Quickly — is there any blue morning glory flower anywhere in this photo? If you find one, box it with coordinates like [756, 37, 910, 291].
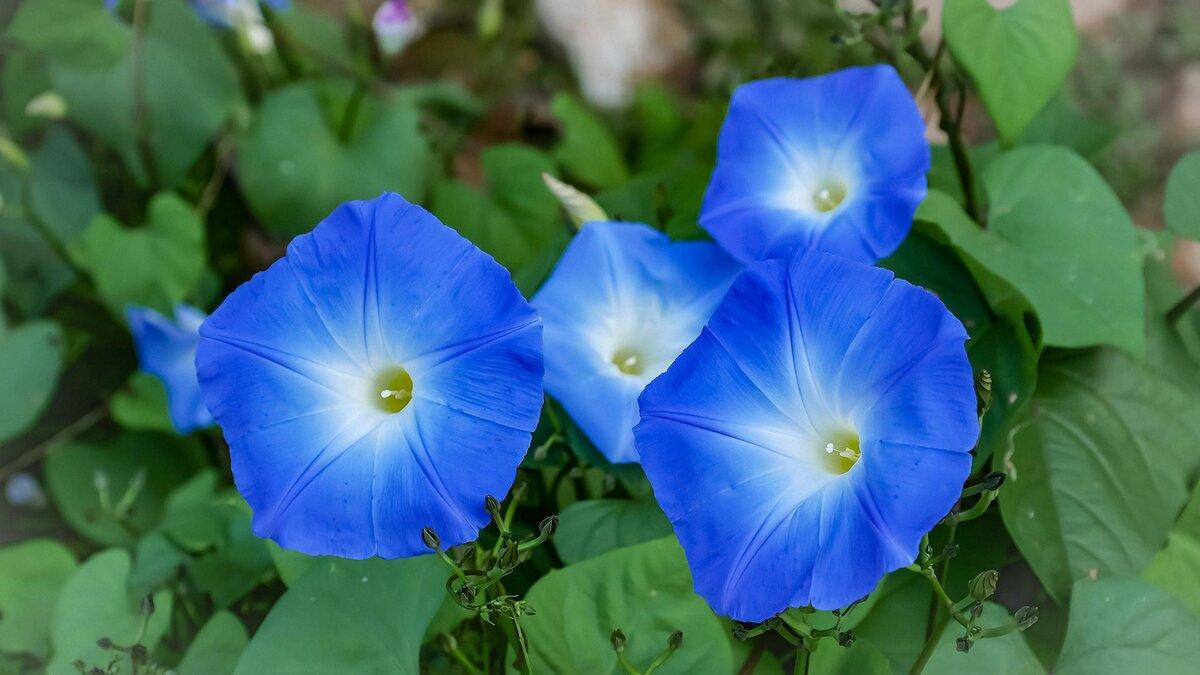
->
[700, 65, 930, 264]
[635, 247, 975, 621]
[195, 193, 543, 558]
[126, 304, 213, 434]
[532, 222, 740, 464]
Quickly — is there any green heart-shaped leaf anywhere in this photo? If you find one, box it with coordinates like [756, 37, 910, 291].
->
[944, 0, 1078, 144]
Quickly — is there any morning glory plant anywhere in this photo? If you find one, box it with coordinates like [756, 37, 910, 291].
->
[195, 193, 543, 558]
[635, 247, 977, 621]
[532, 221, 740, 463]
[700, 65, 930, 264]
[126, 304, 213, 433]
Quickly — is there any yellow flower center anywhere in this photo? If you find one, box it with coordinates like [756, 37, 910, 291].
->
[821, 429, 860, 475]
[611, 346, 646, 376]
[812, 180, 848, 213]
[373, 367, 414, 414]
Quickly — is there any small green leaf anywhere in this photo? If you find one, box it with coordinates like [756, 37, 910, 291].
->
[234, 556, 448, 674]
[68, 192, 206, 317]
[919, 146, 1144, 356]
[238, 81, 432, 237]
[521, 536, 745, 674]
[187, 505, 274, 609]
[50, 0, 240, 188]
[0, 213, 76, 316]
[47, 549, 173, 675]
[111, 372, 175, 433]
[1165, 152, 1200, 241]
[999, 349, 1200, 601]
[944, 0, 1078, 144]
[1143, 484, 1200, 615]
[6, 0, 130, 68]
[44, 432, 203, 547]
[28, 126, 102, 244]
[177, 611, 248, 675]
[551, 93, 628, 189]
[161, 470, 225, 553]
[128, 531, 187, 596]
[0, 539, 77, 660]
[0, 321, 64, 444]
[554, 499, 673, 565]
[433, 144, 567, 280]
[1057, 576, 1200, 674]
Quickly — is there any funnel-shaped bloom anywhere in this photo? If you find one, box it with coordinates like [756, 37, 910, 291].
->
[635, 248, 975, 621]
[532, 222, 739, 463]
[126, 304, 212, 433]
[700, 65, 930, 264]
[196, 193, 543, 558]
[372, 0, 424, 58]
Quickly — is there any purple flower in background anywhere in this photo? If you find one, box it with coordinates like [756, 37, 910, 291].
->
[372, 0, 424, 58]
[126, 304, 214, 434]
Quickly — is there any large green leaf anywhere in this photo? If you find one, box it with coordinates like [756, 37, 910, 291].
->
[551, 93, 628, 189]
[44, 432, 203, 547]
[177, 611, 248, 675]
[50, 0, 240, 188]
[918, 146, 1144, 356]
[0, 321, 64, 443]
[521, 536, 746, 674]
[943, 0, 1078, 144]
[808, 638, 891, 675]
[553, 499, 673, 565]
[1056, 576, 1200, 674]
[1165, 151, 1200, 241]
[998, 349, 1200, 602]
[1143, 484, 1200, 615]
[234, 555, 447, 675]
[47, 550, 173, 675]
[237, 81, 432, 236]
[6, 0, 129, 68]
[68, 192, 206, 317]
[0, 540, 77, 660]
[28, 126, 102, 245]
[433, 144, 567, 280]
[0, 167, 75, 315]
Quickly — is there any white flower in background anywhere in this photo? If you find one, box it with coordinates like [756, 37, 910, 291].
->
[193, 0, 284, 55]
[373, 0, 425, 58]
[535, 0, 690, 109]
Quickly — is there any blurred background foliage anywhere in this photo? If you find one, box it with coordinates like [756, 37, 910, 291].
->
[2, 1, 1200, 674]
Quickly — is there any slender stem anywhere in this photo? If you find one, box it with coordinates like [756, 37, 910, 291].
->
[442, 636, 482, 675]
[337, 81, 368, 144]
[0, 407, 107, 482]
[792, 644, 810, 675]
[908, 612, 948, 675]
[1167, 285, 1200, 324]
[197, 135, 234, 219]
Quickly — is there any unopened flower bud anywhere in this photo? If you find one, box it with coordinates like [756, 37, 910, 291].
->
[610, 629, 626, 652]
[956, 636, 973, 653]
[96, 637, 113, 650]
[140, 594, 155, 615]
[667, 630, 683, 651]
[968, 570, 999, 601]
[372, 0, 424, 58]
[499, 543, 520, 569]
[1014, 605, 1039, 630]
[129, 644, 147, 664]
[837, 630, 855, 647]
[485, 495, 502, 517]
[539, 515, 559, 538]
[422, 527, 440, 550]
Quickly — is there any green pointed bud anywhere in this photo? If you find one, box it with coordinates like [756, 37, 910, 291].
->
[96, 637, 113, 650]
[837, 631, 855, 647]
[731, 622, 749, 640]
[1014, 605, 1039, 630]
[667, 631, 683, 651]
[439, 633, 459, 652]
[540, 515, 559, 538]
[956, 636, 973, 653]
[140, 594, 155, 615]
[975, 369, 993, 419]
[610, 629, 627, 653]
[422, 527, 440, 550]
[72, 659, 85, 673]
[485, 495, 502, 517]
[457, 583, 477, 605]
[499, 542, 520, 569]
[968, 570, 999, 601]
